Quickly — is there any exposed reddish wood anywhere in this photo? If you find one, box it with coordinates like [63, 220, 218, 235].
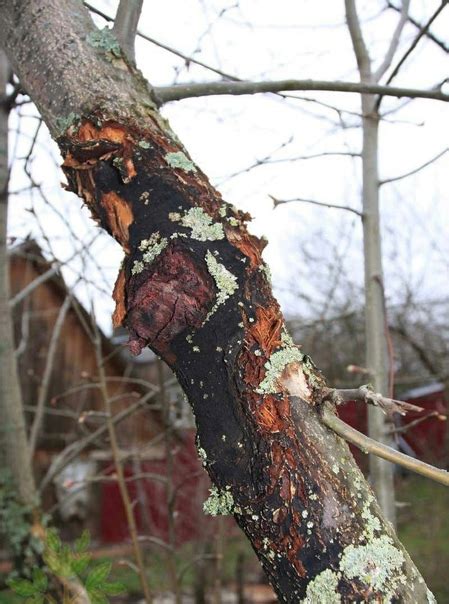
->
[226, 228, 266, 269]
[100, 191, 133, 250]
[126, 248, 214, 357]
[246, 306, 284, 356]
[112, 267, 126, 328]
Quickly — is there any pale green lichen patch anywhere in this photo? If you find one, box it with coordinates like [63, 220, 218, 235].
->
[203, 486, 234, 516]
[138, 140, 151, 149]
[165, 151, 197, 173]
[56, 112, 81, 136]
[131, 233, 168, 275]
[205, 251, 238, 319]
[171, 207, 224, 241]
[302, 569, 341, 604]
[87, 27, 121, 58]
[361, 502, 381, 541]
[339, 535, 405, 598]
[256, 345, 303, 394]
[197, 447, 207, 467]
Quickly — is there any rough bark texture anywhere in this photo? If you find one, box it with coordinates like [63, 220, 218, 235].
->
[0, 1, 434, 601]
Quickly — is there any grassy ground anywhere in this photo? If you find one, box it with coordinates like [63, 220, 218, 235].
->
[1, 476, 447, 602]
[396, 475, 449, 602]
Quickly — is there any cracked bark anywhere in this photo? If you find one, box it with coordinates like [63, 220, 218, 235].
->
[0, 1, 433, 601]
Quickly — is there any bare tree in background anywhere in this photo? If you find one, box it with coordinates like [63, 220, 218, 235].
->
[0, 50, 38, 547]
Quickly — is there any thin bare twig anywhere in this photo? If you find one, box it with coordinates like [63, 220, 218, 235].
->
[374, 0, 410, 82]
[29, 294, 73, 456]
[113, 0, 144, 63]
[321, 405, 449, 487]
[84, 2, 239, 82]
[219, 149, 360, 185]
[385, 2, 449, 87]
[93, 320, 152, 603]
[39, 389, 159, 493]
[379, 148, 449, 185]
[322, 384, 423, 416]
[386, 1, 449, 53]
[270, 194, 363, 218]
[387, 411, 446, 435]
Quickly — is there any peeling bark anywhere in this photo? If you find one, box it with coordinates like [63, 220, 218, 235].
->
[0, 1, 434, 601]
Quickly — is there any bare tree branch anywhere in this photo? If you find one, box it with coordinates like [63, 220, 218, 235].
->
[93, 322, 152, 603]
[154, 78, 449, 104]
[322, 384, 423, 416]
[84, 1, 240, 82]
[345, 0, 372, 79]
[380, 147, 449, 185]
[28, 294, 73, 456]
[219, 147, 360, 186]
[321, 405, 449, 487]
[385, 1, 449, 87]
[387, 1, 449, 53]
[40, 402, 144, 492]
[374, 0, 410, 82]
[387, 412, 446, 435]
[269, 194, 363, 217]
[112, 0, 144, 64]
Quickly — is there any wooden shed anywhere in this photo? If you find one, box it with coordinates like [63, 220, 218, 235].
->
[9, 241, 212, 545]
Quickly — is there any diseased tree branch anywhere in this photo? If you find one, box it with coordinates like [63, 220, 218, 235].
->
[379, 147, 449, 184]
[112, 0, 144, 64]
[1, 1, 435, 599]
[269, 194, 363, 217]
[154, 78, 449, 104]
[321, 405, 449, 487]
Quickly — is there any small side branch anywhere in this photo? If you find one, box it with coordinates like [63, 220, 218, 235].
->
[270, 194, 363, 218]
[387, 411, 446, 435]
[322, 384, 423, 416]
[345, 0, 371, 78]
[29, 295, 72, 456]
[321, 405, 449, 487]
[374, 0, 410, 82]
[113, 0, 144, 63]
[85, 1, 240, 82]
[379, 148, 449, 185]
[387, 1, 449, 53]
[154, 78, 449, 104]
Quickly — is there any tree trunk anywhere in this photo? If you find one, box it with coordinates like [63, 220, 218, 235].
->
[344, 0, 397, 526]
[0, 1, 433, 600]
[361, 100, 397, 527]
[0, 50, 36, 504]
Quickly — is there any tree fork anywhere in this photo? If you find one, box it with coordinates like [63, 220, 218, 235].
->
[0, 0, 433, 600]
